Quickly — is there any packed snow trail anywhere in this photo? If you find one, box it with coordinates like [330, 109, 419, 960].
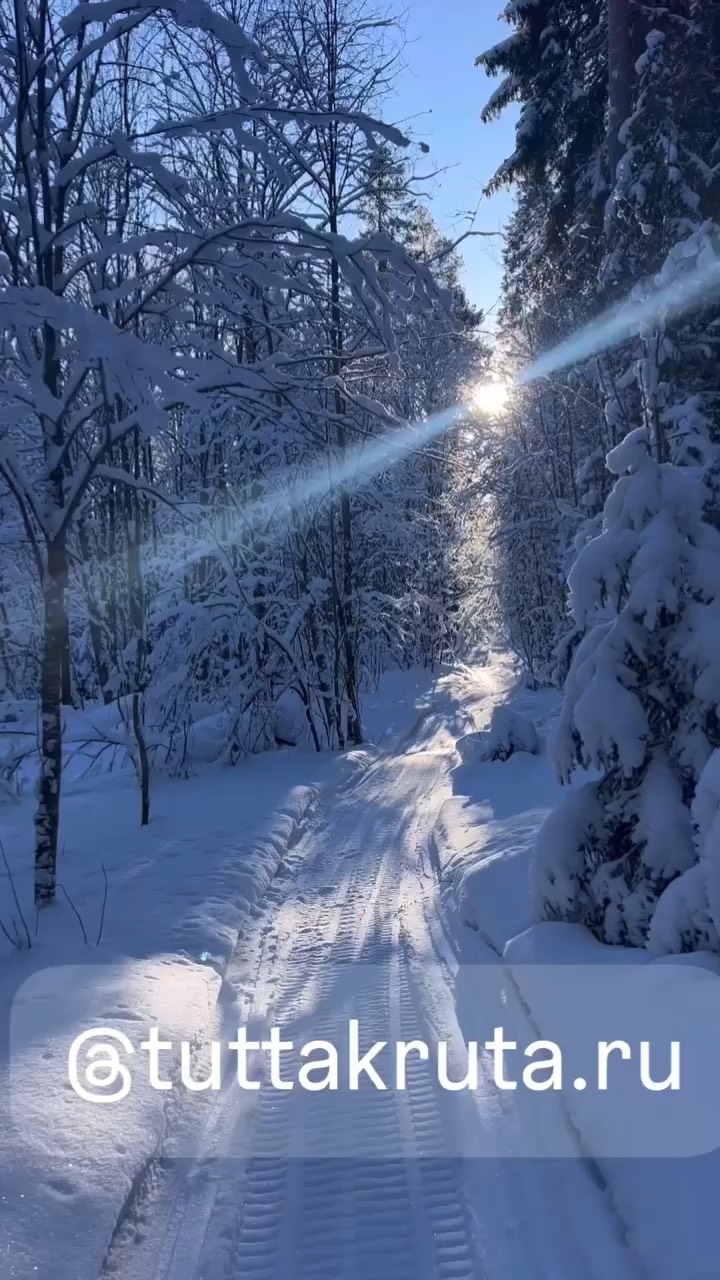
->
[107, 681, 640, 1280]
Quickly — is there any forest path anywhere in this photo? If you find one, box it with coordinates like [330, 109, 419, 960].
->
[106, 681, 640, 1280]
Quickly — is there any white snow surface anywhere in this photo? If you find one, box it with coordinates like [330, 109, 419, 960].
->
[0, 757, 325, 1280]
[0, 656, 707, 1279]
[455, 704, 539, 766]
[0, 663, 466, 1280]
[437, 656, 720, 1280]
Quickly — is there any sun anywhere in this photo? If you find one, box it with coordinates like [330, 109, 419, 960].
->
[469, 380, 511, 418]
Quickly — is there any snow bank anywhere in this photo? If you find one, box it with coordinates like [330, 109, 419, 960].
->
[456, 704, 540, 765]
[437, 658, 720, 1280]
[504, 922, 720, 1280]
[0, 754, 332, 1280]
[432, 794, 538, 951]
[434, 663, 562, 953]
[436, 781, 561, 957]
[453, 827, 720, 1280]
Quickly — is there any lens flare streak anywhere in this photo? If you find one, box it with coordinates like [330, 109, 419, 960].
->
[247, 403, 464, 527]
[233, 256, 720, 536]
[517, 258, 720, 386]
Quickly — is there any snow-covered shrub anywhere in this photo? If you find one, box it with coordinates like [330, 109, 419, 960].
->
[458, 705, 539, 764]
[272, 693, 311, 748]
[538, 429, 720, 946]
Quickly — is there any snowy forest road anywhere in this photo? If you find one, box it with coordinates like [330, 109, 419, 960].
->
[106, 697, 641, 1280]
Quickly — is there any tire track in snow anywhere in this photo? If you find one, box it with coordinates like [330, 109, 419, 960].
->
[204, 758, 475, 1280]
[106, 729, 640, 1280]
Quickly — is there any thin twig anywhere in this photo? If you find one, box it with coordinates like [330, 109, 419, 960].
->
[0, 839, 31, 949]
[0, 916, 21, 950]
[95, 864, 108, 947]
[58, 884, 89, 946]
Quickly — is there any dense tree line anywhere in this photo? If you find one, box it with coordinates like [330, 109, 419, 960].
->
[479, 0, 720, 951]
[0, 0, 485, 906]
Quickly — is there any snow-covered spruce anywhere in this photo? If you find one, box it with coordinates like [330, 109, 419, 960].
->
[534, 428, 720, 947]
[651, 747, 720, 955]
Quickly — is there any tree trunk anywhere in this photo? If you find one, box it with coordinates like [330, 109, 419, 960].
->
[34, 537, 65, 907]
[131, 690, 150, 826]
[124, 433, 150, 824]
[338, 485, 362, 744]
[608, 0, 633, 181]
[77, 519, 112, 703]
[60, 570, 73, 706]
[329, 250, 363, 746]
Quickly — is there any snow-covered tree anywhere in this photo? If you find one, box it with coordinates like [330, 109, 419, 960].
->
[0, 0, 485, 909]
[481, 1, 720, 950]
[535, 428, 720, 944]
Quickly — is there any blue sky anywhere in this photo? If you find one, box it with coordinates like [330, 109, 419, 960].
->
[387, 0, 518, 323]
